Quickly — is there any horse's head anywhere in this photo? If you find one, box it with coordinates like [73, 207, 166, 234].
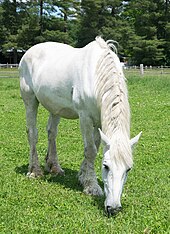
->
[99, 129, 142, 217]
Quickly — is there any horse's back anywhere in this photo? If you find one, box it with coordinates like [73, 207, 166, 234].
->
[19, 42, 75, 77]
[19, 40, 102, 86]
[19, 42, 78, 92]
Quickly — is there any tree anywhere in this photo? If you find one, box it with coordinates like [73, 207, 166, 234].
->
[0, 0, 169, 65]
[77, 0, 135, 60]
[0, 0, 80, 62]
[0, 4, 6, 47]
[123, 0, 168, 65]
[1, 0, 19, 63]
[77, 0, 101, 47]
[163, 0, 170, 64]
[49, 0, 81, 45]
[0, 0, 40, 62]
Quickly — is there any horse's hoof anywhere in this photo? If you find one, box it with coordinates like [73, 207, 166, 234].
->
[45, 161, 65, 176]
[50, 165, 65, 176]
[27, 170, 43, 178]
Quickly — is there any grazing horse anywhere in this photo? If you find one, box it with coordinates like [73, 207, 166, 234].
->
[19, 37, 141, 216]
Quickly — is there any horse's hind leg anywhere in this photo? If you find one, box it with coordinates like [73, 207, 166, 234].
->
[24, 94, 43, 178]
[45, 113, 64, 175]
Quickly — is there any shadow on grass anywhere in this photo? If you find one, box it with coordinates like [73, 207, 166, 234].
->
[46, 168, 105, 213]
[15, 164, 105, 213]
[15, 164, 28, 176]
[47, 167, 82, 192]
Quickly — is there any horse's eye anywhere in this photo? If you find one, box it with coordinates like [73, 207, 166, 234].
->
[103, 164, 109, 170]
[126, 168, 131, 173]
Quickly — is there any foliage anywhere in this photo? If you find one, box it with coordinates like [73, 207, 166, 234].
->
[0, 70, 170, 233]
[123, 0, 169, 65]
[0, 0, 170, 65]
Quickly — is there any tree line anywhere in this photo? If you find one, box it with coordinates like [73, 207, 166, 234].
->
[0, 0, 170, 65]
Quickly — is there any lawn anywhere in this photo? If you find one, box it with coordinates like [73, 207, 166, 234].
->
[0, 69, 169, 233]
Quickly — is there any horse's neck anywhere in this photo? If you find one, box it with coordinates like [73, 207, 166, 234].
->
[95, 50, 130, 139]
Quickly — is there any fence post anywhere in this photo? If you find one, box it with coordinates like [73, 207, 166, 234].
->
[140, 64, 144, 75]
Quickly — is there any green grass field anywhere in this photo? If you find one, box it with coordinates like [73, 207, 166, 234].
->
[0, 70, 169, 233]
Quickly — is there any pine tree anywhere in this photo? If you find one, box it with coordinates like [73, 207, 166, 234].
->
[0, 0, 169, 65]
[124, 0, 167, 65]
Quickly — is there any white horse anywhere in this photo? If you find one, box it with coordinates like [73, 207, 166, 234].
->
[19, 37, 141, 216]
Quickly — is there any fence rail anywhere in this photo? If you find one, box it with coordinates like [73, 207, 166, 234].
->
[123, 65, 170, 76]
[0, 64, 19, 68]
[0, 64, 170, 78]
[0, 65, 19, 78]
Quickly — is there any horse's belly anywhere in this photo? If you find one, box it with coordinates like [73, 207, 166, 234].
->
[36, 90, 79, 119]
[58, 107, 79, 119]
[41, 101, 78, 119]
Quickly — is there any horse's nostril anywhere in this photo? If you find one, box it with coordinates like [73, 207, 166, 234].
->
[106, 206, 122, 217]
[107, 206, 112, 213]
[106, 206, 112, 218]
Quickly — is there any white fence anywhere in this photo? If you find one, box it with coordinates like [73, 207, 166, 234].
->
[0, 64, 19, 78]
[0, 64, 19, 68]
[123, 64, 170, 75]
[0, 64, 170, 78]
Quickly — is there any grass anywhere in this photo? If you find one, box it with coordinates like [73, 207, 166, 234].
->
[0, 70, 169, 233]
[0, 68, 19, 79]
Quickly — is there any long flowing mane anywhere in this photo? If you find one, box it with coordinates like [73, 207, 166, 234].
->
[94, 37, 132, 167]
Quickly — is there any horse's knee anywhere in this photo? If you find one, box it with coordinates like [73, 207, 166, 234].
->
[27, 127, 38, 145]
[84, 145, 97, 159]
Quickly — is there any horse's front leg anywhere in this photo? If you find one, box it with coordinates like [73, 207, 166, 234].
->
[78, 114, 103, 196]
[45, 114, 64, 175]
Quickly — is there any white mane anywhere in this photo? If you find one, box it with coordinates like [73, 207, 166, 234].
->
[95, 37, 132, 167]
[95, 36, 118, 53]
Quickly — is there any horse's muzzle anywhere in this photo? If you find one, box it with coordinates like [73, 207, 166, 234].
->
[106, 206, 122, 217]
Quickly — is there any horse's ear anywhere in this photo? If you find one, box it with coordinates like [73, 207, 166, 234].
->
[130, 131, 142, 150]
[98, 128, 110, 147]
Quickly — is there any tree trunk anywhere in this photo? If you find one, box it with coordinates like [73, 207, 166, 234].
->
[40, 0, 43, 33]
